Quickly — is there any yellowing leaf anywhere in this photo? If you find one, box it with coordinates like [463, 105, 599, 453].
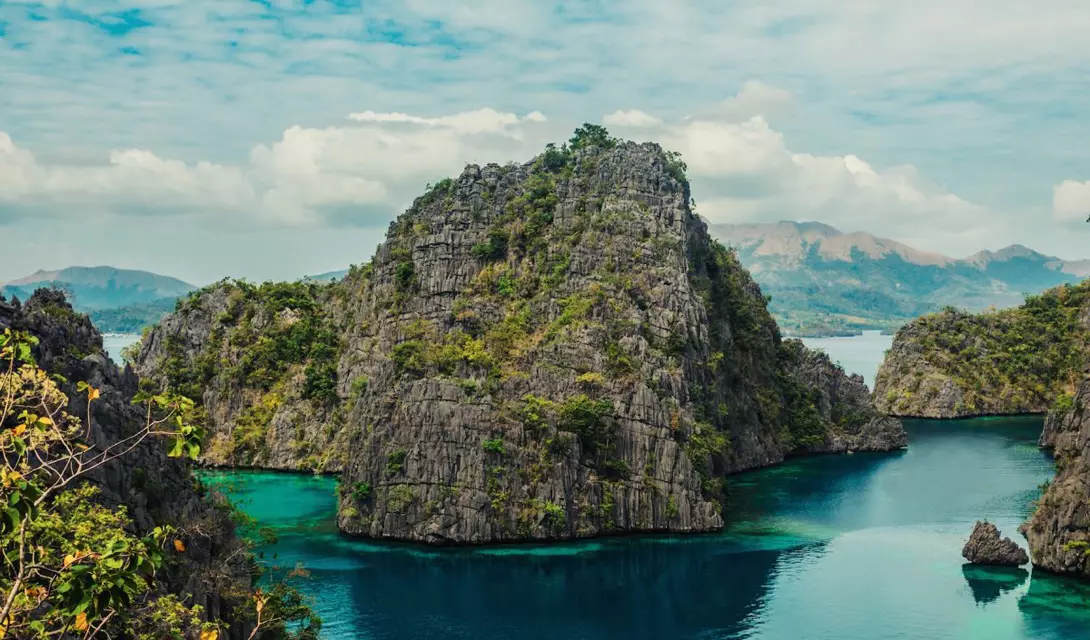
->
[173, 539, 186, 553]
[200, 629, 220, 640]
[63, 554, 76, 568]
[74, 612, 89, 632]
[12, 424, 26, 437]
[87, 387, 101, 401]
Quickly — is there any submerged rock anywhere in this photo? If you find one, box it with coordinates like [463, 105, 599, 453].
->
[962, 521, 1029, 566]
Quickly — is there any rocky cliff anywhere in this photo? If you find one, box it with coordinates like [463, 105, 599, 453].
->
[0, 289, 254, 634]
[873, 282, 1090, 418]
[136, 132, 905, 545]
[1022, 375, 1090, 578]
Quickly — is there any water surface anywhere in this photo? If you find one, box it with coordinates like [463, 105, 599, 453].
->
[102, 333, 141, 364]
[800, 330, 893, 389]
[203, 417, 1090, 640]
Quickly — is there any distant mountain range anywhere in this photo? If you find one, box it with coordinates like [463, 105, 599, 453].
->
[305, 269, 350, 282]
[709, 221, 1090, 336]
[1, 266, 196, 333]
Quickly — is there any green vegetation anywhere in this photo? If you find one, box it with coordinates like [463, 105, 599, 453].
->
[351, 481, 372, 502]
[568, 123, 617, 151]
[0, 329, 318, 638]
[558, 395, 615, 458]
[482, 437, 506, 454]
[896, 281, 1090, 412]
[161, 280, 341, 410]
[386, 449, 408, 477]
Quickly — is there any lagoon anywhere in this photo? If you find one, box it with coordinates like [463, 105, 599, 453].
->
[203, 417, 1090, 640]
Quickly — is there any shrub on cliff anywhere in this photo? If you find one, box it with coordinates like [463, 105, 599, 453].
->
[0, 329, 319, 638]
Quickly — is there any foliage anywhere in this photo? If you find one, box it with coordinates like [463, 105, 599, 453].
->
[568, 124, 617, 151]
[894, 281, 1090, 412]
[664, 150, 688, 184]
[385, 449, 408, 477]
[350, 481, 371, 502]
[471, 228, 509, 263]
[482, 437, 506, 455]
[0, 329, 207, 638]
[558, 395, 615, 458]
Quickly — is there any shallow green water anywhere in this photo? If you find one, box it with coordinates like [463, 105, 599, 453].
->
[201, 417, 1090, 639]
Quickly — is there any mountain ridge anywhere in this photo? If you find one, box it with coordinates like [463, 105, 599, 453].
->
[710, 221, 1087, 336]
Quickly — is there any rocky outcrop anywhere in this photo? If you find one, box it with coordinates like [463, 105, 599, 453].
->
[962, 521, 1028, 566]
[782, 340, 908, 453]
[1022, 375, 1090, 578]
[874, 289, 1090, 418]
[0, 289, 252, 633]
[137, 134, 904, 545]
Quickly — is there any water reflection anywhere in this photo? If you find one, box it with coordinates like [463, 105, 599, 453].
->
[203, 417, 1090, 640]
[961, 564, 1029, 606]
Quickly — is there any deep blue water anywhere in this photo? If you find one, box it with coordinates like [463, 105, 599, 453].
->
[202, 417, 1090, 640]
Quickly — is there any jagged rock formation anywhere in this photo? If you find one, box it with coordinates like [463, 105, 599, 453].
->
[1022, 376, 1090, 578]
[962, 521, 1028, 566]
[873, 283, 1090, 418]
[783, 340, 908, 453]
[0, 289, 253, 633]
[137, 135, 905, 545]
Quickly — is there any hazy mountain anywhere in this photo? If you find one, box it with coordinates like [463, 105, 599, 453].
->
[2, 266, 195, 310]
[1, 266, 195, 333]
[304, 269, 350, 282]
[709, 221, 1085, 336]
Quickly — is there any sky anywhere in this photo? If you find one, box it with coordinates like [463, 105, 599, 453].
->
[1, 0, 1089, 285]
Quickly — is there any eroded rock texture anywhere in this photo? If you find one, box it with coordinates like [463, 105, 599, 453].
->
[962, 521, 1028, 566]
[137, 139, 905, 544]
[1023, 376, 1090, 578]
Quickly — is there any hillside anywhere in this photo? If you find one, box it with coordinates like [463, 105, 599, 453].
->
[711, 222, 1085, 336]
[1, 266, 196, 333]
[872, 281, 1090, 418]
[133, 130, 905, 546]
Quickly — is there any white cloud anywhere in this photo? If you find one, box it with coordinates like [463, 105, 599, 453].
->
[0, 108, 558, 228]
[603, 110, 662, 128]
[603, 89, 1000, 255]
[704, 80, 795, 122]
[346, 108, 546, 136]
[1053, 180, 1090, 222]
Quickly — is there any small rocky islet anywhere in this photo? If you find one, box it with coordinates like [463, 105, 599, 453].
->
[132, 130, 906, 546]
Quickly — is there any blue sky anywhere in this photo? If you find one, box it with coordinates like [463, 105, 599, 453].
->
[1, 0, 1089, 283]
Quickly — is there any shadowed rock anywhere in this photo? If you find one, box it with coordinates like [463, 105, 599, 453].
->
[963, 521, 1029, 566]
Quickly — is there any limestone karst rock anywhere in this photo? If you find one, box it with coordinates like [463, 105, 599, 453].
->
[136, 135, 906, 544]
[962, 521, 1029, 567]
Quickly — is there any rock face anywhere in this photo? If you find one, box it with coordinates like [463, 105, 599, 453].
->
[962, 521, 1029, 566]
[781, 339, 908, 453]
[0, 289, 252, 632]
[137, 136, 905, 545]
[874, 287, 1090, 418]
[1022, 375, 1090, 578]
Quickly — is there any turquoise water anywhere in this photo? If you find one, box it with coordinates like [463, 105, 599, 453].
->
[201, 417, 1090, 640]
[102, 333, 141, 364]
[801, 331, 893, 389]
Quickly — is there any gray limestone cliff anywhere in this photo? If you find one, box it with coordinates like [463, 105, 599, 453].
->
[1022, 375, 1090, 578]
[136, 135, 905, 545]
